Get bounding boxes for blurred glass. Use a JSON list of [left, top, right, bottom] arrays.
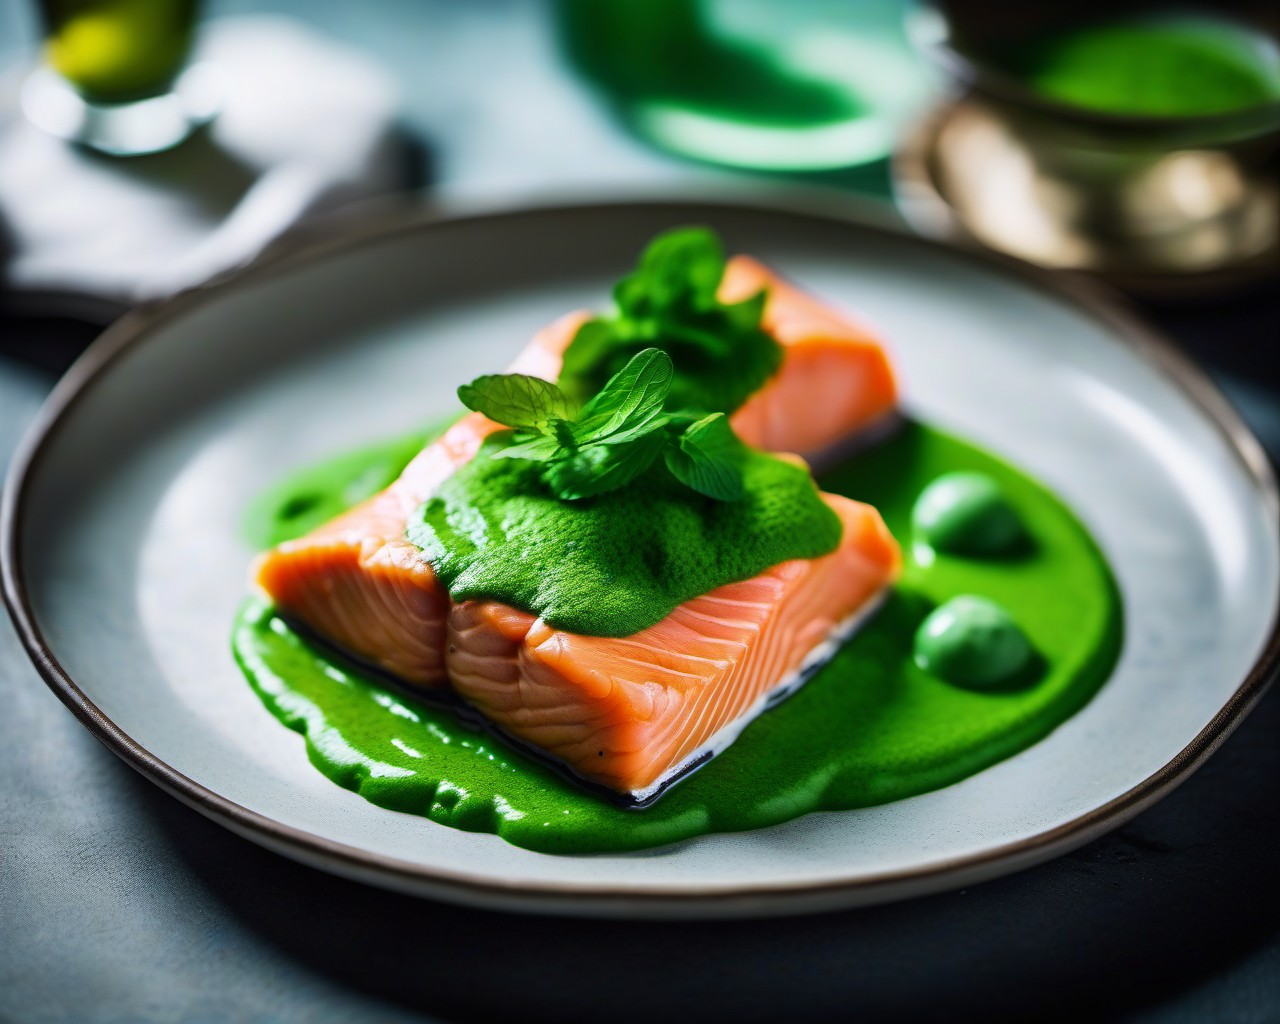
[[556, 0, 933, 171], [41, 0, 197, 103], [22, 0, 219, 156]]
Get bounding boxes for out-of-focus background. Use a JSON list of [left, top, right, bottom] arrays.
[[2, 0, 927, 197], [1, 2, 1278, 1022]]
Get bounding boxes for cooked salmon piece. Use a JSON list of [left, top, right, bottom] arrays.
[[723, 257, 897, 457], [254, 314, 581, 685], [255, 259, 898, 688], [445, 494, 900, 801]]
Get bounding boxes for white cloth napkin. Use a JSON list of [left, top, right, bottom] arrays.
[[0, 15, 406, 310]]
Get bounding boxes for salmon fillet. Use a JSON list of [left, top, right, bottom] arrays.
[[446, 494, 899, 801], [255, 316, 578, 686], [255, 258, 898, 687], [723, 257, 898, 457]]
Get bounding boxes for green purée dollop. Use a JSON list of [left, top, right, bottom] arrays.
[[406, 432, 842, 637], [912, 471, 1025, 557], [914, 595, 1033, 689]]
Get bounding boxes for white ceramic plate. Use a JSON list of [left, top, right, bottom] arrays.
[[4, 200, 1277, 918]]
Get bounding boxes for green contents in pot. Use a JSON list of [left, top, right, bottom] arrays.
[[992, 16, 1280, 117]]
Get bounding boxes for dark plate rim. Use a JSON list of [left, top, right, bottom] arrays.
[[4, 195, 1278, 917]]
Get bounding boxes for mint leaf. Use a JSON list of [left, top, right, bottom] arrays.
[[583, 412, 671, 450], [460, 347, 754, 503], [544, 430, 666, 500], [573, 348, 673, 443], [458, 374, 577, 431], [559, 226, 782, 414], [458, 350, 676, 500], [489, 432, 564, 462], [547, 350, 675, 498], [664, 412, 746, 501], [617, 226, 724, 316]]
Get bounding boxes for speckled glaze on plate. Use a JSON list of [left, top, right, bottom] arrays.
[[3, 199, 1277, 918]]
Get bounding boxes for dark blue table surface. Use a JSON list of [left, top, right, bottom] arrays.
[[2, 2, 1278, 1022]]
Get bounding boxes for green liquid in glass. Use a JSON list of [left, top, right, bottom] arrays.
[[40, 0, 198, 103]]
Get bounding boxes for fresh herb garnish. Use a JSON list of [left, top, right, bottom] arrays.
[[664, 411, 746, 502], [457, 374, 577, 432], [457, 348, 747, 502], [558, 226, 782, 414]]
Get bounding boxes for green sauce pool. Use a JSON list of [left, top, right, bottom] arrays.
[[233, 420, 1123, 854]]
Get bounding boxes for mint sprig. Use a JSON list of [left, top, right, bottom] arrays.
[[664, 411, 745, 502], [458, 348, 748, 502], [558, 226, 782, 414], [457, 374, 577, 432]]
